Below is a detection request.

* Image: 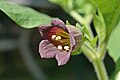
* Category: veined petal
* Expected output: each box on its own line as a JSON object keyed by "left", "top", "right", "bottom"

{"left": 51, "top": 19, "right": 68, "bottom": 32}
{"left": 38, "top": 25, "right": 52, "bottom": 39}
{"left": 39, "top": 40, "right": 71, "bottom": 66}
{"left": 69, "top": 34, "right": 75, "bottom": 51}
{"left": 39, "top": 40, "right": 58, "bottom": 58}
{"left": 66, "top": 25, "right": 82, "bottom": 53}
{"left": 38, "top": 19, "right": 81, "bottom": 66}
{"left": 55, "top": 52, "right": 70, "bottom": 66}
{"left": 66, "top": 25, "right": 82, "bottom": 37}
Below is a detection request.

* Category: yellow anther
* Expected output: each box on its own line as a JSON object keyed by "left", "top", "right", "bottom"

{"left": 57, "top": 45, "right": 63, "bottom": 50}
{"left": 64, "top": 46, "right": 69, "bottom": 51}
{"left": 55, "top": 36, "right": 61, "bottom": 40}
{"left": 51, "top": 35, "right": 56, "bottom": 39}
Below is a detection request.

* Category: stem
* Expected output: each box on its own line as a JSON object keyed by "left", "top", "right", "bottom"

{"left": 81, "top": 42, "right": 96, "bottom": 61}
{"left": 69, "top": 10, "right": 94, "bottom": 39}
{"left": 98, "top": 42, "right": 107, "bottom": 59}
{"left": 81, "top": 43, "right": 109, "bottom": 80}
{"left": 69, "top": 9, "right": 109, "bottom": 80}
{"left": 93, "top": 57, "right": 109, "bottom": 80}
{"left": 69, "top": 10, "right": 84, "bottom": 24}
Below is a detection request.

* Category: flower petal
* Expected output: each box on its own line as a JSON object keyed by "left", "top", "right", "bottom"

{"left": 66, "top": 25, "right": 82, "bottom": 37}
{"left": 66, "top": 25, "right": 82, "bottom": 52}
{"left": 69, "top": 33, "right": 76, "bottom": 51}
{"left": 38, "top": 25, "right": 52, "bottom": 39}
{"left": 39, "top": 40, "right": 71, "bottom": 66}
{"left": 51, "top": 19, "right": 68, "bottom": 32}
{"left": 55, "top": 52, "right": 70, "bottom": 66}
{"left": 39, "top": 40, "right": 58, "bottom": 58}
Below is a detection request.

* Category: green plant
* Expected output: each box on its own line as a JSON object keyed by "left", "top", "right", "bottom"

{"left": 0, "top": 0, "right": 120, "bottom": 80}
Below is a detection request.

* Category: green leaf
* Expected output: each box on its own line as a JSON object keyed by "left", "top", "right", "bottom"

{"left": 0, "top": 1, "right": 52, "bottom": 28}
{"left": 107, "top": 20, "right": 120, "bottom": 62}
{"left": 108, "top": 21, "right": 120, "bottom": 80}
{"left": 93, "top": 9, "right": 106, "bottom": 42}
{"left": 115, "top": 71, "right": 120, "bottom": 80}
{"left": 92, "top": 0, "right": 120, "bottom": 36}
{"left": 110, "top": 58, "right": 120, "bottom": 80}
{"left": 115, "top": 58, "right": 120, "bottom": 80}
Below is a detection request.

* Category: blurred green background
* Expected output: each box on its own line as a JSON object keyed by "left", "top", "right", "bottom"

{"left": 0, "top": 0, "right": 115, "bottom": 80}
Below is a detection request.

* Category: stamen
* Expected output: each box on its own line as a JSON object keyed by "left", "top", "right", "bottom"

{"left": 51, "top": 35, "right": 56, "bottom": 39}
{"left": 60, "top": 40, "right": 63, "bottom": 43}
{"left": 64, "top": 46, "right": 69, "bottom": 51}
{"left": 55, "top": 36, "right": 61, "bottom": 40}
{"left": 57, "top": 45, "right": 63, "bottom": 50}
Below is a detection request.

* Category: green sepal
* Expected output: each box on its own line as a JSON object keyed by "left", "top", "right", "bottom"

{"left": 66, "top": 20, "right": 71, "bottom": 25}
{"left": 90, "top": 36, "right": 98, "bottom": 49}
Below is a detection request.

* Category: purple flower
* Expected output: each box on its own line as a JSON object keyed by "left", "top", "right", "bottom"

{"left": 38, "top": 19, "right": 82, "bottom": 66}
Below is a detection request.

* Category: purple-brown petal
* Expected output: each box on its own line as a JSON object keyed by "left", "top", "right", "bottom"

{"left": 55, "top": 52, "right": 70, "bottom": 66}
{"left": 39, "top": 40, "right": 71, "bottom": 66}
{"left": 51, "top": 19, "right": 68, "bottom": 32}
{"left": 39, "top": 40, "right": 57, "bottom": 58}
{"left": 69, "top": 34, "right": 76, "bottom": 51}
{"left": 38, "top": 25, "right": 52, "bottom": 39}
{"left": 66, "top": 25, "right": 82, "bottom": 52}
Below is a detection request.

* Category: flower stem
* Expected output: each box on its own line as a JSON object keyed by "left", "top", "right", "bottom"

{"left": 69, "top": 10, "right": 94, "bottom": 39}
{"left": 98, "top": 42, "right": 107, "bottom": 59}
{"left": 69, "top": 10, "right": 84, "bottom": 24}
{"left": 93, "top": 57, "right": 109, "bottom": 80}
{"left": 81, "top": 42, "right": 96, "bottom": 61}
{"left": 69, "top": 9, "right": 109, "bottom": 80}
{"left": 81, "top": 43, "right": 109, "bottom": 80}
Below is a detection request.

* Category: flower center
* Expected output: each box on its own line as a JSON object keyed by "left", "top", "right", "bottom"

{"left": 57, "top": 45, "right": 70, "bottom": 52}
{"left": 48, "top": 27, "right": 70, "bottom": 52}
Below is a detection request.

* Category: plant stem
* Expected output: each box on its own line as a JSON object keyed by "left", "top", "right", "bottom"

{"left": 69, "top": 10, "right": 84, "bottom": 24}
{"left": 93, "top": 57, "right": 109, "bottom": 80}
{"left": 82, "top": 43, "right": 109, "bottom": 80}
{"left": 81, "top": 42, "right": 96, "bottom": 61}
{"left": 69, "top": 10, "right": 94, "bottom": 39}
{"left": 98, "top": 42, "right": 107, "bottom": 59}
{"left": 69, "top": 10, "right": 109, "bottom": 80}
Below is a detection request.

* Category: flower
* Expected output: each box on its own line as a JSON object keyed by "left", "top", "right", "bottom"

{"left": 38, "top": 19, "right": 82, "bottom": 66}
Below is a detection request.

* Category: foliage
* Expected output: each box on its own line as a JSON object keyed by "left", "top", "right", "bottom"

{"left": 92, "top": 0, "right": 120, "bottom": 31}
{"left": 107, "top": 20, "right": 120, "bottom": 62}
{"left": 0, "top": 0, "right": 120, "bottom": 80}
{"left": 50, "top": 0, "right": 120, "bottom": 80}
{"left": 0, "top": 1, "right": 52, "bottom": 28}
{"left": 107, "top": 21, "right": 120, "bottom": 80}
{"left": 93, "top": 9, "right": 106, "bottom": 42}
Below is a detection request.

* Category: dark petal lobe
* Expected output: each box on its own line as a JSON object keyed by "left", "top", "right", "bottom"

{"left": 69, "top": 33, "right": 76, "bottom": 51}
{"left": 66, "top": 25, "right": 82, "bottom": 37}
{"left": 66, "top": 25, "right": 82, "bottom": 52}
{"left": 51, "top": 19, "right": 68, "bottom": 32}
{"left": 38, "top": 25, "right": 52, "bottom": 39}
{"left": 38, "top": 24, "right": 52, "bottom": 32}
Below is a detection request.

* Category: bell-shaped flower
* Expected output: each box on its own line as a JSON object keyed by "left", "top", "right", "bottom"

{"left": 38, "top": 19, "right": 82, "bottom": 66}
